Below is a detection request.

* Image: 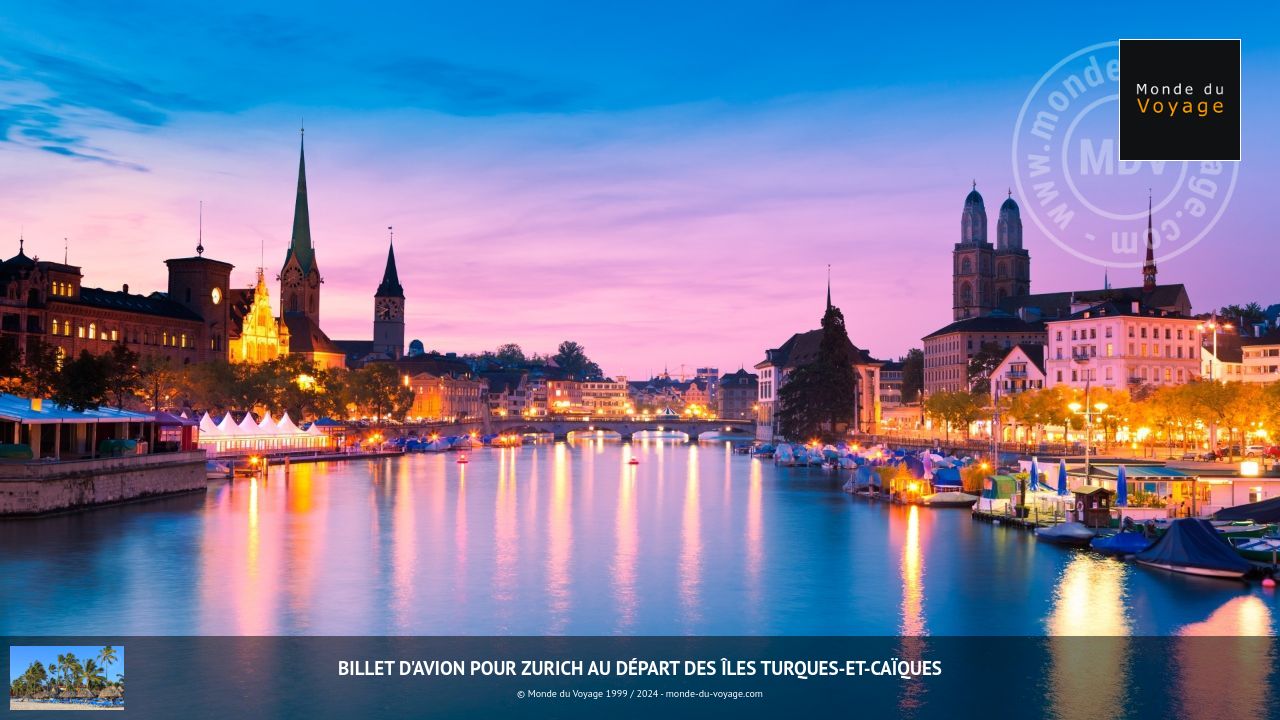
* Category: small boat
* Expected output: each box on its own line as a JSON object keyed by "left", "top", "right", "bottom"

{"left": 1035, "top": 522, "right": 1095, "bottom": 547}
{"left": 1135, "top": 518, "right": 1253, "bottom": 580}
{"left": 1090, "top": 531, "right": 1153, "bottom": 555}
{"left": 628, "top": 457, "right": 640, "bottom": 465}
{"left": 205, "top": 459, "right": 231, "bottom": 480}
{"left": 1212, "top": 522, "right": 1272, "bottom": 539}
{"left": 921, "top": 491, "right": 978, "bottom": 508}
{"left": 456, "top": 454, "right": 469, "bottom": 464}
{"left": 1231, "top": 536, "right": 1280, "bottom": 564}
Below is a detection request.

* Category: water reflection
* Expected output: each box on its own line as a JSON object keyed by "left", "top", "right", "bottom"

{"left": 1174, "top": 596, "right": 1273, "bottom": 719}
{"left": 1045, "top": 554, "right": 1131, "bottom": 720}
{"left": 3, "top": 445, "right": 1278, "bottom": 638}
{"left": 680, "top": 444, "right": 703, "bottom": 629}
{"left": 546, "top": 443, "right": 572, "bottom": 632}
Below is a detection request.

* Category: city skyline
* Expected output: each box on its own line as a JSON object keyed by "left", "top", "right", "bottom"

{"left": 2, "top": 3, "right": 1278, "bottom": 376}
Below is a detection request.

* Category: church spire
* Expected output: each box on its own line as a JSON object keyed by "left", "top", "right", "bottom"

{"left": 1143, "top": 192, "right": 1157, "bottom": 293}
{"left": 377, "top": 226, "right": 404, "bottom": 298}
{"left": 287, "top": 128, "right": 315, "bottom": 274}
{"left": 825, "top": 264, "right": 832, "bottom": 311}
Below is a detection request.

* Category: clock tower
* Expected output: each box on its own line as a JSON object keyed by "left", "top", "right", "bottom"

{"left": 372, "top": 233, "right": 405, "bottom": 359}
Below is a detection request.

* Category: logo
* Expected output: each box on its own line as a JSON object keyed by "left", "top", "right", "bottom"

{"left": 1011, "top": 41, "right": 1238, "bottom": 270}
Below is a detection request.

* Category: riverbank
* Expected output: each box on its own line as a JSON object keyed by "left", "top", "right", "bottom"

{"left": 0, "top": 451, "right": 206, "bottom": 516}
{"left": 10, "top": 700, "right": 123, "bottom": 711}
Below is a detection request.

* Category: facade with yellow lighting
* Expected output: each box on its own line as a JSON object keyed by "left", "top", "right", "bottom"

{"left": 407, "top": 371, "right": 488, "bottom": 422}
{"left": 228, "top": 269, "right": 290, "bottom": 363}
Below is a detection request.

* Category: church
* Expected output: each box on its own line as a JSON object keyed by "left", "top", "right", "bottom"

{"left": 923, "top": 183, "right": 1192, "bottom": 396}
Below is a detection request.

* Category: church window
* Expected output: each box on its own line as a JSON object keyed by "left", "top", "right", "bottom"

{"left": 290, "top": 294, "right": 299, "bottom": 313}
{"left": 51, "top": 319, "right": 59, "bottom": 335}
{"left": 88, "top": 324, "right": 96, "bottom": 340}
{"left": 180, "top": 333, "right": 188, "bottom": 348}
{"left": 959, "top": 282, "right": 972, "bottom": 307}
{"left": 960, "top": 258, "right": 972, "bottom": 275}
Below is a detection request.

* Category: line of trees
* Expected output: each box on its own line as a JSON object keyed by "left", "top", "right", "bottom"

{"left": 0, "top": 340, "right": 414, "bottom": 422}
{"left": 923, "top": 380, "right": 1280, "bottom": 458}
{"left": 9, "top": 647, "right": 120, "bottom": 698}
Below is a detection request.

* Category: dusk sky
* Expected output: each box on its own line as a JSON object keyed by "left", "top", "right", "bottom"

{"left": 1, "top": 2, "right": 1276, "bottom": 377}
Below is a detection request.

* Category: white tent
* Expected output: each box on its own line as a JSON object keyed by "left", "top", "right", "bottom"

{"left": 216, "top": 413, "right": 239, "bottom": 435}
{"left": 199, "top": 412, "right": 218, "bottom": 435}
{"left": 258, "top": 412, "right": 278, "bottom": 434}
{"left": 198, "top": 410, "right": 333, "bottom": 456}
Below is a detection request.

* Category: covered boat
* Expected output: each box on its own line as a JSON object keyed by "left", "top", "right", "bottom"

{"left": 1089, "top": 531, "right": 1153, "bottom": 556}
{"left": 922, "top": 491, "right": 978, "bottom": 508}
{"left": 1035, "top": 522, "right": 1094, "bottom": 547}
{"left": 1134, "top": 518, "right": 1253, "bottom": 579}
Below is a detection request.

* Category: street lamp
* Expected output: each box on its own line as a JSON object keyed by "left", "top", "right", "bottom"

{"left": 1197, "top": 317, "right": 1234, "bottom": 382}
{"left": 1068, "top": 394, "right": 1109, "bottom": 486}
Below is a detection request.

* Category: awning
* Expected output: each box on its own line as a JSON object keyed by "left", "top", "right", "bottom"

{"left": 0, "top": 394, "right": 152, "bottom": 425}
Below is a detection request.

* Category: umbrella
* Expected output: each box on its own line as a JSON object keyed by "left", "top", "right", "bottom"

{"left": 1116, "top": 464, "right": 1128, "bottom": 507}
{"left": 1028, "top": 457, "right": 1040, "bottom": 490}
{"left": 1057, "top": 458, "right": 1069, "bottom": 496}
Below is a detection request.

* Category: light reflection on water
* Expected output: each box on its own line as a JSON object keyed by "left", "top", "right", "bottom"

{"left": 0, "top": 443, "right": 1276, "bottom": 637}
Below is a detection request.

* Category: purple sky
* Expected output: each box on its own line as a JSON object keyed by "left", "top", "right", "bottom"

{"left": 1, "top": 3, "right": 1276, "bottom": 377}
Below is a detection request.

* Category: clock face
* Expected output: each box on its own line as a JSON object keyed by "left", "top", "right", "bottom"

{"left": 283, "top": 266, "right": 302, "bottom": 287}
{"left": 376, "top": 298, "right": 397, "bottom": 320}
{"left": 211, "top": 287, "right": 222, "bottom": 305}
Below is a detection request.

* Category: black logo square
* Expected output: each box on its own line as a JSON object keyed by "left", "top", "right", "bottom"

{"left": 1119, "top": 39, "right": 1240, "bottom": 161}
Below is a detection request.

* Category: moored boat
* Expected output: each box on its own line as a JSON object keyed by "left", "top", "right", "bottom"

{"left": 1135, "top": 518, "right": 1253, "bottom": 580}
{"left": 1035, "top": 522, "right": 1094, "bottom": 547}
{"left": 1230, "top": 536, "right": 1280, "bottom": 564}
{"left": 1089, "top": 531, "right": 1153, "bottom": 556}
{"left": 921, "top": 491, "right": 978, "bottom": 508}
{"left": 1212, "top": 522, "right": 1272, "bottom": 539}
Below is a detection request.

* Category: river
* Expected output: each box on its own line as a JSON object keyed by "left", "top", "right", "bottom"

{"left": 0, "top": 441, "right": 1274, "bottom": 636}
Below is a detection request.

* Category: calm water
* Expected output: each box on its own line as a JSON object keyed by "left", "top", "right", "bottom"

{"left": 0, "top": 442, "right": 1275, "bottom": 636}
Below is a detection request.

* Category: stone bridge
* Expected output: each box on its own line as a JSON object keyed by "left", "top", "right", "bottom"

{"left": 383, "top": 418, "right": 754, "bottom": 441}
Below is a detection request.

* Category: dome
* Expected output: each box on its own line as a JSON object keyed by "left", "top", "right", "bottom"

{"left": 1000, "top": 194, "right": 1019, "bottom": 216}
{"left": 964, "top": 188, "right": 984, "bottom": 208}
{"left": 6, "top": 239, "right": 35, "bottom": 268}
{"left": 408, "top": 339, "right": 425, "bottom": 357}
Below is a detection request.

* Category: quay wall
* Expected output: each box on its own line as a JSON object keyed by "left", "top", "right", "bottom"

{"left": 0, "top": 451, "right": 206, "bottom": 516}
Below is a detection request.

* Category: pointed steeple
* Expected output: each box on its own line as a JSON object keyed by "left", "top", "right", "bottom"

{"left": 1143, "top": 192, "right": 1157, "bottom": 293}
{"left": 376, "top": 227, "right": 404, "bottom": 298}
{"left": 286, "top": 129, "right": 315, "bottom": 274}
{"left": 825, "top": 264, "right": 832, "bottom": 311}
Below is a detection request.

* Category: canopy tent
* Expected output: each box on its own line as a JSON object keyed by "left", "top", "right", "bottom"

{"left": 198, "top": 411, "right": 334, "bottom": 456}
{"left": 1214, "top": 495, "right": 1280, "bottom": 523}
{"left": 0, "top": 393, "right": 153, "bottom": 460}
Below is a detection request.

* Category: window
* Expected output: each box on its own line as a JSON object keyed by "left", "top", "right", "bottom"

{"left": 1072, "top": 329, "right": 1078, "bottom": 340}
{"left": 51, "top": 319, "right": 59, "bottom": 335}
{"left": 1090, "top": 328, "right": 1097, "bottom": 339}
{"left": 1105, "top": 367, "right": 1113, "bottom": 380}
{"left": 1164, "top": 367, "right": 1172, "bottom": 381}
{"left": 1140, "top": 327, "right": 1147, "bottom": 339}
{"left": 110, "top": 329, "right": 119, "bottom": 342}
{"left": 1105, "top": 326, "right": 1113, "bottom": 338}
{"left": 1128, "top": 326, "right": 1135, "bottom": 338}
{"left": 77, "top": 325, "right": 85, "bottom": 339}
{"left": 1177, "top": 368, "right": 1185, "bottom": 382}
{"left": 1056, "top": 331, "right": 1063, "bottom": 341}
{"left": 1165, "top": 328, "right": 1171, "bottom": 340}
{"left": 1106, "top": 343, "right": 1114, "bottom": 357}
{"left": 1177, "top": 328, "right": 1183, "bottom": 340}
{"left": 1071, "top": 370, "right": 1078, "bottom": 382}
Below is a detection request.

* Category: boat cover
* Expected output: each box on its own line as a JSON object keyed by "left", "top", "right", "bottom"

{"left": 1090, "top": 532, "right": 1152, "bottom": 555}
{"left": 1214, "top": 496, "right": 1280, "bottom": 523}
{"left": 932, "top": 466, "right": 962, "bottom": 488}
{"left": 1134, "top": 519, "right": 1253, "bottom": 573}
{"left": 854, "top": 465, "right": 881, "bottom": 487}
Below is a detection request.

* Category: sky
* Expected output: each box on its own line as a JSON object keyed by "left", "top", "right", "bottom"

{"left": 9, "top": 645, "right": 124, "bottom": 683}
{"left": 0, "top": 2, "right": 1277, "bottom": 377}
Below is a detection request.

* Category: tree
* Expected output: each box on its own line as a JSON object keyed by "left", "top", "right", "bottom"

{"left": 54, "top": 351, "right": 108, "bottom": 411}
{"left": 552, "top": 341, "right": 603, "bottom": 380}
{"left": 900, "top": 348, "right": 924, "bottom": 404}
{"left": 137, "top": 355, "right": 181, "bottom": 411}
{"left": 776, "top": 301, "right": 859, "bottom": 441}
{"left": 101, "top": 343, "right": 142, "bottom": 409}
{"left": 98, "top": 646, "right": 117, "bottom": 683}
{"left": 966, "top": 342, "right": 1006, "bottom": 395}
{"left": 494, "top": 343, "right": 526, "bottom": 365}
{"left": 20, "top": 338, "right": 63, "bottom": 399}
{"left": 924, "top": 390, "right": 984, "bottom": 441}
{"left": 349, "top": 362, "right": 414, "bottom": 423}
